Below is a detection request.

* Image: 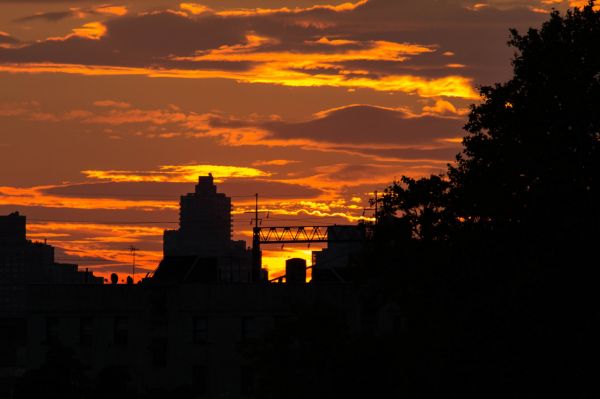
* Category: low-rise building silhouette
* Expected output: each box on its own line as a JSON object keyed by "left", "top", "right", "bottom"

{"left": 0, "top": 212, "right": 102, "bottom": 313}
{"left": 0, "top": 182, "right": 392, "bottom": 398}
{"left": 0, "top": 212, "right": 103, "bottom": 391}
{"left": 312, "top": 225, "right": 367, "bottom": 282}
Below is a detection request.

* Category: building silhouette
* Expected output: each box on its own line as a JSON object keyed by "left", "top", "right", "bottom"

{"left": 0, "top": 184, "right": 391, "bottom": 398}
{"left": 312, "top": 225, "right": 366, "bottom": 282}
{"left": 162, "top": 175, "right": 252, "bottom": 283}
{"left": 0, "top": 212, "right": 103, "bottom": 391}
{"left": 0, "top": 212, "right": 102, "bottom": 313}
{"left": 164, "top": 174, "right": 232, "bottom": 257}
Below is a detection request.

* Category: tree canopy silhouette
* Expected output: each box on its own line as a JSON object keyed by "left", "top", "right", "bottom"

{"left": 450, "top": 1, "right": 600, "bottom": 239}
{"left": 381, "top": 1, "right": 600, "bottom": 250}
{"left": 372, "top": 5, "right": 600, "bottom": 395}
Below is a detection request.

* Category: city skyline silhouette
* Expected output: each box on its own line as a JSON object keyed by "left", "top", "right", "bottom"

{"left": 1, "top": 1, "right": 599, "bottom": 397}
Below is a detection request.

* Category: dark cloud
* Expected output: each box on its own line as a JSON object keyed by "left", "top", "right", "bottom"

{"left": 15, "top": 10, "right": 74, "bottom": 22}
{"left": 42, "top": 180, "right": 323, "bottom": 200}
{"left": 340, "top": 146, "right": 461, "bottom": 161}
{"left": 0, "top": 0, "right": 549, "bottom": 87}
{"left": 0, "top": 11, "right": 247, "bottom": 67}
{"left": 259, "top": 105, "right": 464, "bottom": 145}
{"left": 0, "top": 204, "right": 178, "bottom": 224}
{"left": 0, "top": 32, "right": 19, "bottom": 44}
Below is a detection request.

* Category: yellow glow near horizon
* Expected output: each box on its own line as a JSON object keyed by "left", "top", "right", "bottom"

{"left": 82, "top": 164, "right": 271, "bottom": 183}
{"left": 262, "top": 247, "right": 316, "bottom": 281}
{"left": 28, "top": 222, "right": 319, "bottom": 283}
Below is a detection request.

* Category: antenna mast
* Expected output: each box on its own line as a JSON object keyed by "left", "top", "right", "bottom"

{"left": 130, "top": 246, "right": 139, "bottom": 282}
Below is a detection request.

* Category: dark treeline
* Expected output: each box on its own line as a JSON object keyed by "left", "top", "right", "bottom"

{"left": 248, "top": 3, "right": 600, "bottom": 398}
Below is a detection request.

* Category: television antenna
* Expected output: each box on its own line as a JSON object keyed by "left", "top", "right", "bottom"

{"left": 129, "top": 246, "right": 139, "bottom": 282}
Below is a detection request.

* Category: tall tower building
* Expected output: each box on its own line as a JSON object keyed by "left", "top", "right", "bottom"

{"left": 162, "top": 175, "right": 252, "bottom": 282}
{"left": 165, "top": 175, "right": 232, "bottom": 257}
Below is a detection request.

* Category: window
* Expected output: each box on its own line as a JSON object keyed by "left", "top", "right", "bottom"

{"left": 150, "top": 337, "right": 168, "bottom": 368}
{"left": 241, "top": 317, "right": 259, "bottom": 340}
{"left": 192, "top": 366, "right": 208, "bottom": 395}
{"left": 80, "top": 317, "right": 93, "bottom": 347}
{"left": 114, "top": 316, "right": 128, "bottom": 346}
{"left": 240, "top": 366, "right": 255, "bottom": 396}
{"left": 193, "top": 317, "right": 207, "bottom": 344}
{"left": 46, "top": 317, "right": 59, "bottom": 345}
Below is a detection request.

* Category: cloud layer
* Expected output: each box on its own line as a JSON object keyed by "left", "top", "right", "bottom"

{"left": 1, "top": 0, "right": 577, "bottom": 280}
{"left": 0, "top": 0, "right": 548, "bottom": 96}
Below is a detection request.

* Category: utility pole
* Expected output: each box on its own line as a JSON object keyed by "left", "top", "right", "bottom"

{"left": 130, "top": 246, "right": 139, "bottom": 282}
{"left": 374, "top": 190, "right": 378, "bottom": 224}
{"left": 363, "top": 190, "right": 379, "bottom": 224}
{"left": 255, "top": 193, "right": 259, "bottom": 230}
{"left": 251, "top": 193, "right": 262, "bottom": 282}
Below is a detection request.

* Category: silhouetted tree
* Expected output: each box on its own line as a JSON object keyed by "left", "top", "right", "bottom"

{"left": 377, "top": 175, "right": 453, "bottom": 241}
{"left": 371, "top": 3, "right": 600, "bottom": 396}
{"left": 93, "top": 366, "right": 132, "bottom": 399}
{"left": 110, "top": 273, "right": 118, "bottom": 285}
{"left": 449, "top": 1, "right": 600, "bottom": 247}
{"left": 379, "top": 1, "right": 600, "bottom": 250}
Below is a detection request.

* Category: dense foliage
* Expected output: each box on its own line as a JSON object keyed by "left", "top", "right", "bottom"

{"left": 381, "top": 2, "right": 600, "bottom": 248}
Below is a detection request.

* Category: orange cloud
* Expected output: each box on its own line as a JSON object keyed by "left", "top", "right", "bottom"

{"left": 94, "top": 5, "right": 128, "bottom": 16}
{"left": 29, "top": 220, "right": 316, "bottom": 282}
{"left": 28, "top": 221, "right": 163, "bottom": 282}
{"left": 252, "top": 159, "right": 300, "bottom": 166}
{"left": 0, "top": 29, "right": 477, "bottom": 99}
{"left": 93, "top": 100, "right": 131, "bottom": 108}
{"left": 309, "top": 37, "right": 360, "bottom": 46}
{"left": 569, "top": 0, "right": 588, "bottom": 6}
{"left": 0, "top": 185, "right": 176, "bottom": 211}
{"left": 48, "top": 22, "right": 107, "bottom": 41}
{"left": 74, "top": 107, "right": 189, "bottom": 125}
{"left": 180, "top": 34, "right": 432, "bottom": 63}
{"left": 422, "top": 99, "right": 470, "bottom": 116}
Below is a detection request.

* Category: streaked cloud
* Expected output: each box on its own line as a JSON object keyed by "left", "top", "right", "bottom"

{"left": 94, "top": 5, "right": 127, "bottom": 16}
{"left": 0, "top": 99, "right": 463, "bottom": 161}
{"left": 213, "top": 0, "right": 368, "bottom": 17}
{"left": 93, "top": 99, "right": 131, "bottom": 108}
{"left": 179, "top": 3, "right": 212, "bottom": 15}
{"left": 0, "top": 0, "right": 483, "bottom": 98}
{"left": 252, "top": 159, "right": 300, "bottom": 166}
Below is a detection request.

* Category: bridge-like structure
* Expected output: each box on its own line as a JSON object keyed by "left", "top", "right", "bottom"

{"left": 255, "top": 225, "right": 368, "bottom": 245}
{"left": 251, "top": 225, "right": 372, "bottom": 281}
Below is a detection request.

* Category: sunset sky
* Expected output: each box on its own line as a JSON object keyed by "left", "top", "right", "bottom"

{"left": 0, "top": 0, "right": 586, "bottom": 281}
